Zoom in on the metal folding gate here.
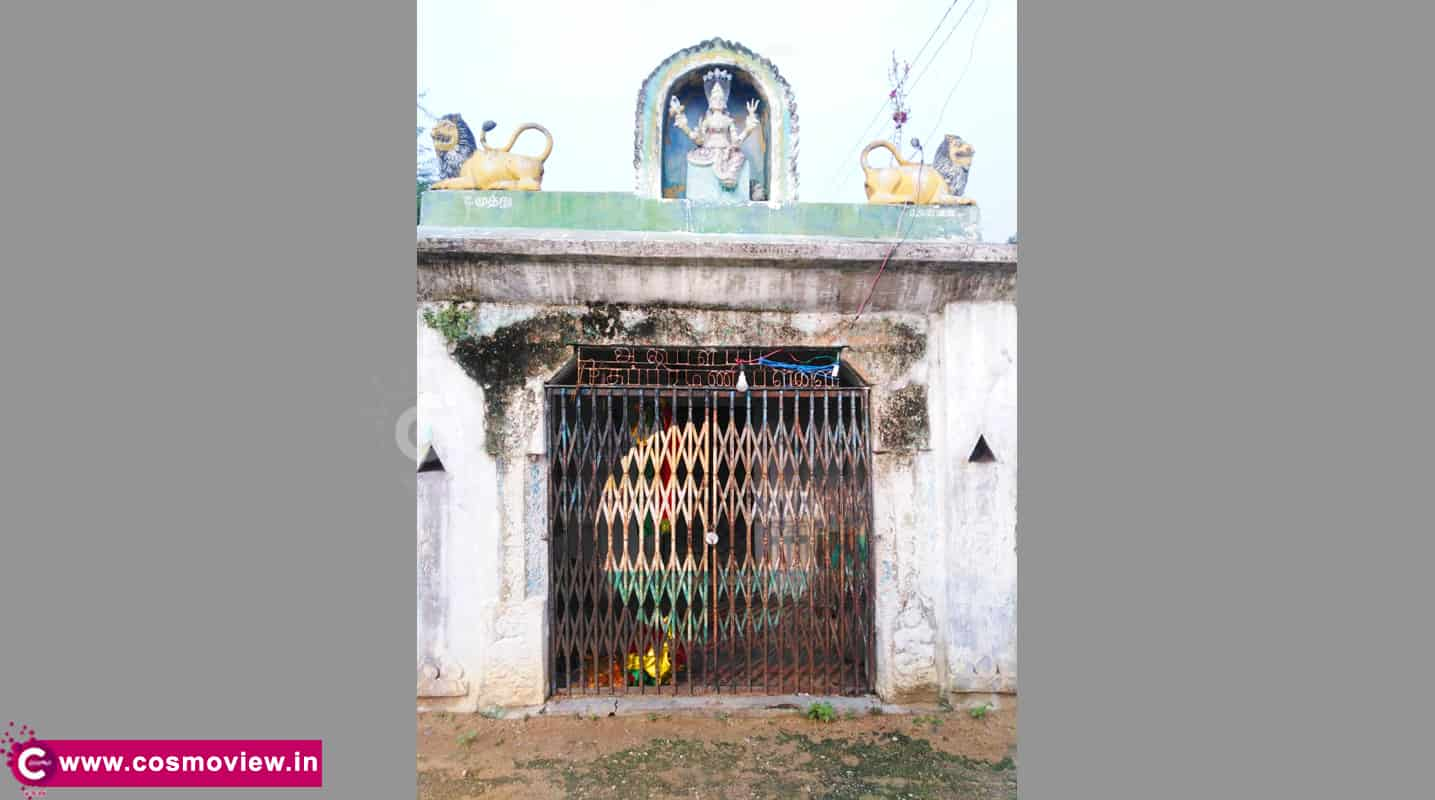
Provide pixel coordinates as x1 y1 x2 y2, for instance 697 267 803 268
547 346 875 696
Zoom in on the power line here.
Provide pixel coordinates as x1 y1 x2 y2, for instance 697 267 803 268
833 104 897 190
921 0 991 148
905 0 980 96
908 0 963 72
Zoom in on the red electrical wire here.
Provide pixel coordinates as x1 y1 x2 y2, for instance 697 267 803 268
854 163 925 321
853 225 904 321
732 348 783 365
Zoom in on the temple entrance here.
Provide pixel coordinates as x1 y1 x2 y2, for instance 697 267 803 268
546 346 875 696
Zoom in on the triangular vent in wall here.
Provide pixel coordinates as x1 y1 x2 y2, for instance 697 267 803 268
968 435 996 463
418 446 446 473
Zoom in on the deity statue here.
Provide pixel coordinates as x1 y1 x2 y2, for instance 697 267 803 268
668 69 760 196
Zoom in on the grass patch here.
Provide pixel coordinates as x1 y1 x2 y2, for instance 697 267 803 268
806 702 836 723
422 304 475 346
479 730 1016 800
776 730 1017 799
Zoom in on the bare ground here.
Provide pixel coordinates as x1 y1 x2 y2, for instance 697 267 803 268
417 700 1016 800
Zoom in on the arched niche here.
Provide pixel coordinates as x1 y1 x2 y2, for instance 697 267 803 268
634 38 799 203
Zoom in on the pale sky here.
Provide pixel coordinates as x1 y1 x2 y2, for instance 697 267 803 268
417 0 1016 242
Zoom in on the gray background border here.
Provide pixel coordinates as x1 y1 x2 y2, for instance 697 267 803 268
2 1 1430 798
1 1 416 797
1020 1 1431 797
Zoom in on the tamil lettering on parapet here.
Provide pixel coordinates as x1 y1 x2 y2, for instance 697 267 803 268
911 207 960 218
462 194 515 210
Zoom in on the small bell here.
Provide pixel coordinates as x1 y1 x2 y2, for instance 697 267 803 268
736 368 749 392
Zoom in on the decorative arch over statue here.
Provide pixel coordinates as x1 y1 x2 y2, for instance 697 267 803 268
634 38 799 203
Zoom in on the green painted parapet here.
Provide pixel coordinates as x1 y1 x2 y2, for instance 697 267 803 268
418 190 980 241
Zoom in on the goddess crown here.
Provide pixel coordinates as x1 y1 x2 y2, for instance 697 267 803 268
702 68 732 103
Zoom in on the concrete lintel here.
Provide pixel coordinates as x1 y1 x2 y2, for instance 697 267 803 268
417 227 1016 312
418 226 1014 268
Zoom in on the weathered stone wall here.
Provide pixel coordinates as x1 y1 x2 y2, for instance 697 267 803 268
418 323 513 710
415 230 1016 709
934 302 1017 693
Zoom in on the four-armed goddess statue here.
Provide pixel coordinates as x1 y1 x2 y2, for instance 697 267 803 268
668 69 760 201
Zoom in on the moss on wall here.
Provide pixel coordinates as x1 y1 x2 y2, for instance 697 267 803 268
424 302 712 456
878 383 930 452
885 321 928 372
435 310 571 456
424 301 934 457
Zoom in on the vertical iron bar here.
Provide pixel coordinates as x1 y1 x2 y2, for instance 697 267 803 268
862 388 875 692
552 388 562 696
582 387 593 695
757 388 767 694
710 389 718 694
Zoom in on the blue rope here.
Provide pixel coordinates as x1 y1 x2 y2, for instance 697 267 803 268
757 356 839 376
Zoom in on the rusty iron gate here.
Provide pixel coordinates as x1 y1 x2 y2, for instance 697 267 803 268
547 346 875 696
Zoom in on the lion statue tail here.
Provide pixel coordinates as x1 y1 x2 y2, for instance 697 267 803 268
861 140 905 171
503 123 554 163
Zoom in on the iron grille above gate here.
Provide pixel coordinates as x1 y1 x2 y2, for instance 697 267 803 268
547 346 875 696
560 344 855 390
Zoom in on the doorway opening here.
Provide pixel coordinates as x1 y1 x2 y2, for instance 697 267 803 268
546 346 875 696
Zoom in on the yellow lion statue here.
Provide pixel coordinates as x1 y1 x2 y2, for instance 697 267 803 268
860 134 976 206
428 115 552 191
